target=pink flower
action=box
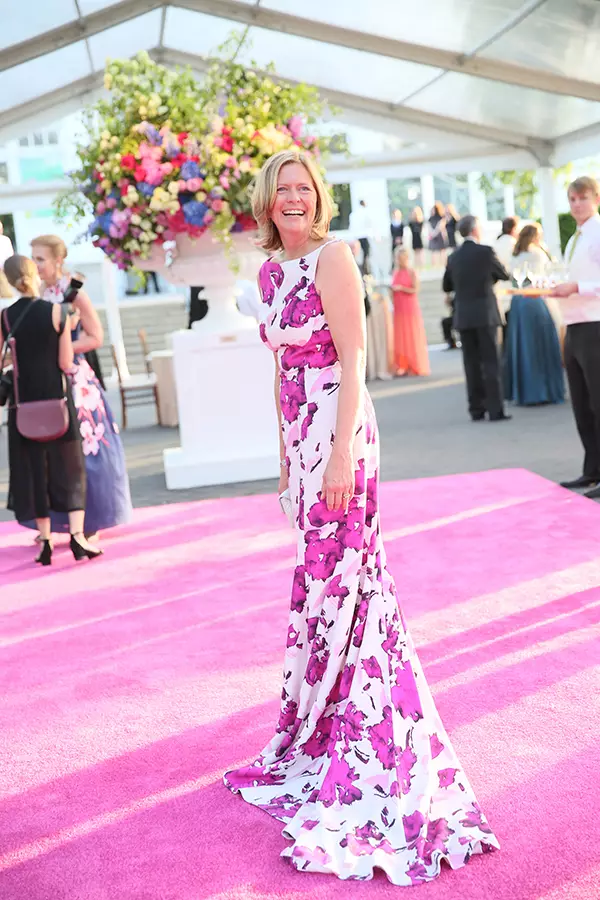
[430,734,445,759]
[224,156,237,169]
[212,198,223,213]
[219,174,230,190]
[287,115,304,139]
[391,661,423,722]
[96,201,106,214]
[319,753,362,807]
[438,767,459,788]
[303,713,334,758]
[362,655,383,682]
[177,179,188,193]
[106,197,117,209]
[186,177,202,192]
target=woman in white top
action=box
[495,217,519,270]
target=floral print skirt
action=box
[224,363,499,885]
[19,356,132,534]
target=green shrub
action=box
[559,213,577,255]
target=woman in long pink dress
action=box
[392,249,431,376]
[224,149,499,885]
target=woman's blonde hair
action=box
[394,247,409,268]
[251,149,333,253]
[4,255,39,293]
[513,223,541,257]
[31,234,68,262]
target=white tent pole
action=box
[101,256,129,378]
[538,167,561,260]
[420,175,435,216]
[503,185,516,218]
[467,172,488,222]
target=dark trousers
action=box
[459,326,504,419]
[441,316,456,348]
[564,322,600,477]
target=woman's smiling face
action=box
[270,162,317,243]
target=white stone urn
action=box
[135,231,265,335]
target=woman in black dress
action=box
[408,206,424,268]
[445,203,459,249]
[428,201,448,266]
[1,255,102,565]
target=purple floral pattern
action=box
[224,241,499,885]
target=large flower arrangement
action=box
[56,39,336,270]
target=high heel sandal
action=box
[35,540,53,566]
[70,533,104,561]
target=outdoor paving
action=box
[0,350,583,521]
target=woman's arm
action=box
[316,242,366,511]
[72,289,104,354]
[273,351,288,493]
[53,303,75,372]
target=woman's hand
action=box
[322,449,354,511]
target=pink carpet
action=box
[0,468,599,899]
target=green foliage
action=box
[479,165,573,217]
[559,212,577,254]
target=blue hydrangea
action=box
[180,160,200,180]
[94,211,113,233]
[182,201,208,226]
[136,182,155,197]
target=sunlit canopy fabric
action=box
[1,0,599,171]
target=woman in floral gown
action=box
[223,151,499,885]
[30,235,132,537]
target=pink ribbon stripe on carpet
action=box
[0,468,599,899]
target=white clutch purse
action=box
[278,488,295,528]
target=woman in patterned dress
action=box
[223,150,499,885]
[30,235,132,538]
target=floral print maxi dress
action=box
[33,279,132,534]
[224,240,499,886]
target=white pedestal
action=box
[164,327,280,489]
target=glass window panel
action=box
[48,131,59,145]
[480,0,600,83]
[407,71,600,139]
[0,42,90,113]
[238,27,439,104]
[18,136,29,147]
[0,162,8,184]
[260,0,525,53]
[33,132,44,146]
[163,8,245,57]
[0,0,77,51]
[88,9,162,70]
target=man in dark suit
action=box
[443,215,511,421]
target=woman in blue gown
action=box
[504,224,565,406]
[30,234,132,536]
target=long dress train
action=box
[224,240,499,885]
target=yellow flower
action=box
[104,74,113,90]
[167,200,179,215]
[195,191,207,202]
[139,106,147,117]
[140,220,152,231]
[101,179,112,191]
[131,214,141,225]
[168,182,180,195]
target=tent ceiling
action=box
[0,0,598,171]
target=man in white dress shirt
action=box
[550,176,600,496]
[0,222,14,298]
